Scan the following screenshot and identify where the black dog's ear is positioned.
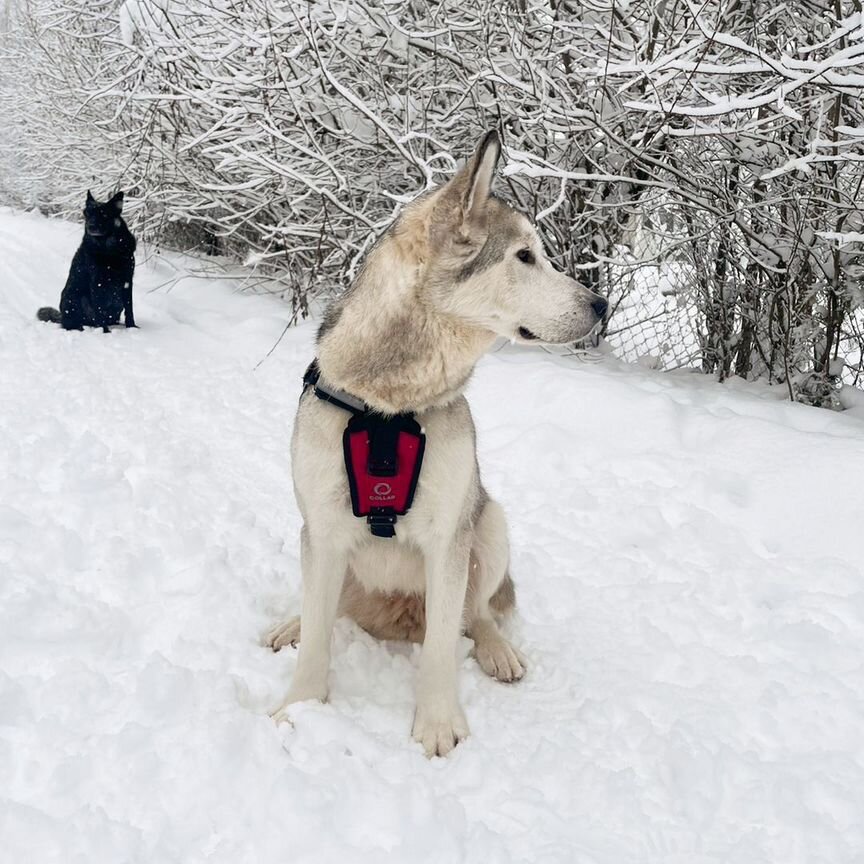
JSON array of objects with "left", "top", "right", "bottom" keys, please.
[
  {"left": 85, "top": 190, "right": 95, "bottom": 207},
  {"left": 109, "top": 191, "right": 125, "bottom": 214}
]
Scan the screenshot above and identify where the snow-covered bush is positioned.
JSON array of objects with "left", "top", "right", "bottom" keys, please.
[
  {"left": 605, "top": 1, "right": 864, "bottom": 403},
  {"left": 1, "top": 0, "right": 862, "bottom": 402}
]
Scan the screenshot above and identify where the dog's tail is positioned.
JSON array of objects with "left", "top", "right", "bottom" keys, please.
[{"left": 37, "top": 307, "right": 61, "bottom": 323}]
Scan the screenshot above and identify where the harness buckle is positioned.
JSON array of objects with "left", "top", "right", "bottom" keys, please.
[{"left": 367, "top": 509, "right": 397, "bottom": 538}]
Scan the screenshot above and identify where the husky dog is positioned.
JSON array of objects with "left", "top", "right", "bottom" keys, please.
[
  {"left": 37, "top": 191, "right": 136, "bottom": 333},
  {"left": 267, "top": 131, "right": 607, "bottom": 756}
]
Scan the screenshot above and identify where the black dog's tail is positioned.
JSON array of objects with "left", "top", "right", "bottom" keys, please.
[{"left": 37, "top": 307, "right": 61, "bottom": 323}]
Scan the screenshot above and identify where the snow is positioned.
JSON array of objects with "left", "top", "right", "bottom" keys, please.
[{"left": 2, "top": 207, "right": 864, "bottom": 863}]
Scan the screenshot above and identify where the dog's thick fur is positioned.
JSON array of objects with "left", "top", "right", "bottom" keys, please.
[
  {"left": 267, "top": 131, "right": 606, "bottom": 756},
  {"left": 37, "top": 191, "right": 136, "bottom": 333}
]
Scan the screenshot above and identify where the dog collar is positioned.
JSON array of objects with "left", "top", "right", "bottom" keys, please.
[
  {"left": 301, "top": 360, "right": 425, "bottom": 539},
  {"left": 302, "top": 360, "right": 367, "bottom": 415}
]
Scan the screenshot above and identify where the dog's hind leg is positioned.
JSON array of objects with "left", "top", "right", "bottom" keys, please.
[
  {"left": 266, "top": 615, "right": 301, "bottom": 650},
  {"left": 466, "top": 499, "right": 525, "bottom": 683},
  {"left": 59, "top": 296, "right": 84, "bottom": 331}
]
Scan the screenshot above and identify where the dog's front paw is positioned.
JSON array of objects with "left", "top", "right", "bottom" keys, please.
[
  {"left": 265, "top": 616, "right": 301, "bottom": 651},
  {"left": 270, "top": 704, "right": 294, "bottom": 726},
  {"left": 412, "top": 703, "right": 469, "bottom": 757},
  {"left": 474, "top": 637, "right": 526, "bottom": 683},
  {"left": 270, "top": 681, "right": 328, "bottom": 725}
]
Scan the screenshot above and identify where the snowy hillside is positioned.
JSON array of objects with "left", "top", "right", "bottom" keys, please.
[{"left": 2, "top": 208, "right": 863, "bottom": 864}]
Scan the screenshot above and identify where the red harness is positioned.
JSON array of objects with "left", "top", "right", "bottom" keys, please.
[{"left": 303, "top": 361, "right": 425, "bottom": 538}]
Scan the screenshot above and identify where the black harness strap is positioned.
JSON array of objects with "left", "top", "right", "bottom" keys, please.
[{"left": 303, "top": 360, "right": 366, "bottom": 416}]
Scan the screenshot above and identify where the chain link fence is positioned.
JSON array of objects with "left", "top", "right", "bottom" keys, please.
[
  {"left": 591, "top": 224, "right": 864, "bottom": 401},
  {"left": 602, "top": 230, "right": 702, "bottom": 372}
]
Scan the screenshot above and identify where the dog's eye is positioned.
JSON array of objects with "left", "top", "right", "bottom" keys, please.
[{"left": 516, "top": 249, "right": 535, "bottom": 265}]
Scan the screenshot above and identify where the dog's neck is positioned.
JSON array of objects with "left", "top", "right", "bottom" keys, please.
[
  {"left": 82, "top": 226, "right": 135, "bottom": 257},
  {"left": 317, "top": 200, "right": 495, "bottom": 415}
]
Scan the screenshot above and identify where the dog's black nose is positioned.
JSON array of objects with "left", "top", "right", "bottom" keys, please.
[{"left": 591, "top": 296, "right": 608, "bottom": 319}]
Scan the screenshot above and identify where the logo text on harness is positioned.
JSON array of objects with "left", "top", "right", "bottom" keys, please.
[{"left": 372, "top": 482, "right": 395, "bottom": 501}]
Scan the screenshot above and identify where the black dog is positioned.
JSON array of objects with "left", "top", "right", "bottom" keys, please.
[{"left": 37, "top": 191, "right": 137, "bottom": 332}]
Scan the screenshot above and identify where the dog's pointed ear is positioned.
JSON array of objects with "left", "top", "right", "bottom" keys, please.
[
  {"left": 85, "top": 190, "right": 95, "bottom": 207},
  {"left": 430, "top": 131, "right": 502, "bottom": 253},
  {"left": 461, "top": 130, "right": 501, "bottom": 224},
  {"left": 109, "top": 191, "right": 125, "bottom": 213}
]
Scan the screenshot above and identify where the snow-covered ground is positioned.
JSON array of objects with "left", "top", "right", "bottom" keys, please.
[{"left": 2, "top": 208, "right": 864, "bottom": 864}]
